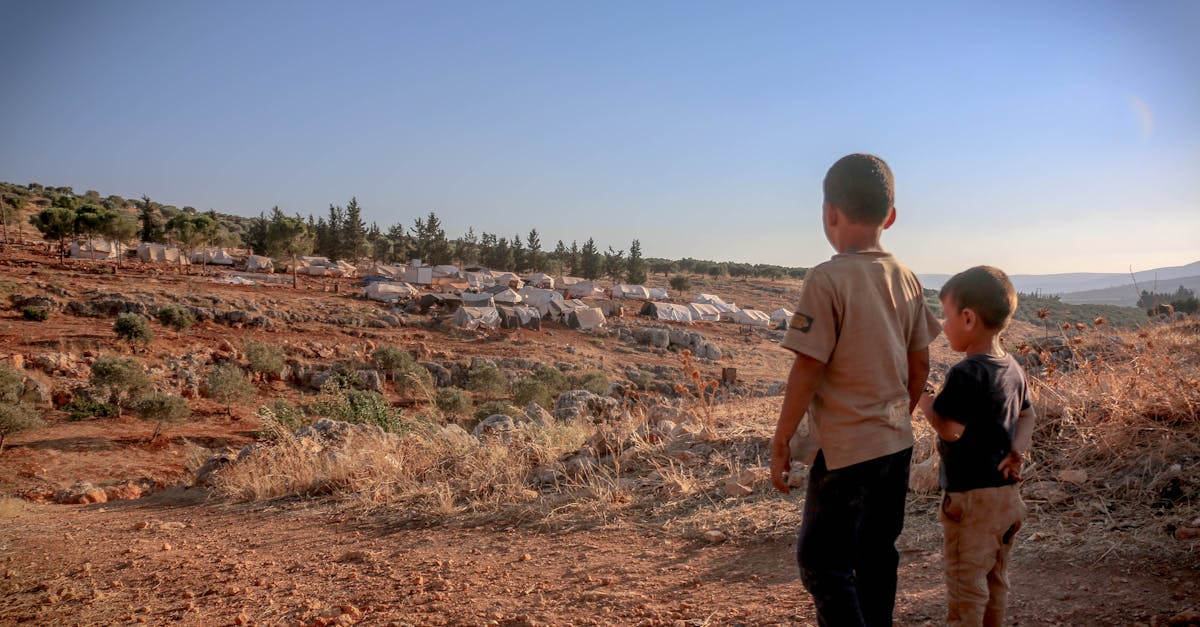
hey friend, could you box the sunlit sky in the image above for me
[1,1,1197,275]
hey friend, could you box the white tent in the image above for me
[500,304,542,330]
[330,260,357,277]
[687,302,721,322]
[647,287,669,300]
[246,255,274,272]
[566,281,603,299]
[693,293,739,314]
[549,298,591,322]
[189,248,235,265]
[612,284,651,300]
[464,271,496,288]
[566,307,606,330]
[770,308,794,326]
[558,276,585,286]
[487,287,523,305]
[69,240,118,260]
[639,301,693,323]
[518,287,564,316]
[432,264,460,278]
[732,309,773,326]
[364,282,419,302]
[301,256,331,266]
[136,243,186,264]
[493,272,524,289]
[453,306,501,330]
[461,292,497,308]
[525,273,555,289]
[364,263,401,278]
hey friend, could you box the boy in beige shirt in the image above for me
[771,153,941,626]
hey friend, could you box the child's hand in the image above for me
[997,450,1023,482]
[770,448,792,494]
[917,390,935,417]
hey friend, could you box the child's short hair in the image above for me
[823,153,894,225]
[940,266,1018,330]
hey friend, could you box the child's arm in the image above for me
[917,392,966,442]
[906,348,931,414]
[770,353,825,494]
[998,405,1037,481]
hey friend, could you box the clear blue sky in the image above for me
[2,1,1197,274]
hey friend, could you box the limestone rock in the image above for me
[473,414,515,438]
[552,389,619,423]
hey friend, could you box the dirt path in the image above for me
[3,493,1196,626]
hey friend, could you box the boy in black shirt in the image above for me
[918,266,1036,627]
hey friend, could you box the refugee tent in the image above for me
[301,256,331,266]
[189,248,235,265]
[639,301,693,323]
[770,308,794,327]
[363,263,401,278]
[548,298,591,322]
[364,281,419,302]
[453,306,501,330]
[732,309,772,326]
[461,292,496,308]
[518,287,564,316]
[558,276,584,286]
[484,286,523,305]
[565,307,606,331]
[245,255,274,273]
[525,273,555,289]
[405,266,433,285]
[582,298,624,318]
[432,265,460,278]
[493,272,524,289]
[498,305,542,330]
[136,243,186,264]
[419,293,462,313]
[692,293,739,314]
[612,284,652,300]
[687,302,722,322]
[566,280,603,299]
[464,271,496,288]
[647,287,669,300]
[330,260,357,277]
[69,240,118,260]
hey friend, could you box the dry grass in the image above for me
[0,496,27,518]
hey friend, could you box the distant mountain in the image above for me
[919,260,1200,296]
[1059,275,1200,307]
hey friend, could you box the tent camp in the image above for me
[432,265,460,278]
[453,306,501,330]
[612,284,651,300]
[364,281,419,302]
[548,298,591,322]
[498,305,542,330]
[69,240,119,260]
[461,292,497,308]
[639,301,694,323]
[518,287,564,316]
[363,263,401,278]
[692,293,738,313]
[687,302,721,322]
[419,293,462,313]
[492,272,524,289]
[464,271,496,288]
[732,309,773,326]
[770,308,794,327]
[647,287,669,300]
[136,243,186,264]
[525,273,554,289]
[566,281,603,299]
[245,255,274,272]
[565,307,606,331]
[484,287,523,305]
[582,298,624,318]
[189,249,235,265]
[558,276,584,286]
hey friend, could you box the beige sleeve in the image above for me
[780,269,837,363]
[908,293,942,351]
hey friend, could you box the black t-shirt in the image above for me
[933,353,1031,492]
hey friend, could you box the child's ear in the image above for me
[882,206,897,230]
[961,307,978,329]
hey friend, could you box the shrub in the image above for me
[513,378,553,409]
[467,366,510,399]
[435,387,472,416]
[63,395,117,421]
[205,364,254,416]
[256,399,310,439]
[88,356,151,417]
[156,304,195,332]
[473,400,520,422]
[394,363,433,399]
[114,313,153,346]
[531,364,570,395]
[244,341,285,379]
[135,394,191,442]
[669,274,692,292]
[372,345,415,374]
[311,379,403,431]
[21,306,48,322]
[0,364,42,452]
[572,370,610,396]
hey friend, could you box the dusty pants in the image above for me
[941,484,1024,627]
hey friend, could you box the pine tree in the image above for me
[553,240,567,276]
[626,239,646,285]
[579,238,600,280]
[525,229,543,272]
[511,233,526,273]
[341,197,370,261]
[569,240,581,276]
[137,195,163,243]
[603,246,625,281]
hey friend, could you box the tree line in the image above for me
[4,181,807,283]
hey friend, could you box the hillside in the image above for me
[921,260,1200,295]
[1060,275,1200,307]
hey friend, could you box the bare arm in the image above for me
[998,405,1037,480]
[906,348,930,414]
[770,353,825,494]
[916,391,966,442]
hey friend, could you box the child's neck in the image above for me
[832,227,886,254]
[964,333,1005,357]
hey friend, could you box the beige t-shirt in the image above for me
[781,251,941,470]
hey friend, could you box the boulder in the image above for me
[473,414,516,438]
[523,402,555,426]
[56,482,108,505]
[420,362,453,388]
[552,390,620,423]
[20,376,52,407]
[633,328,670,349]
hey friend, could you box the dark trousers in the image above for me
[797,447,913,627]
